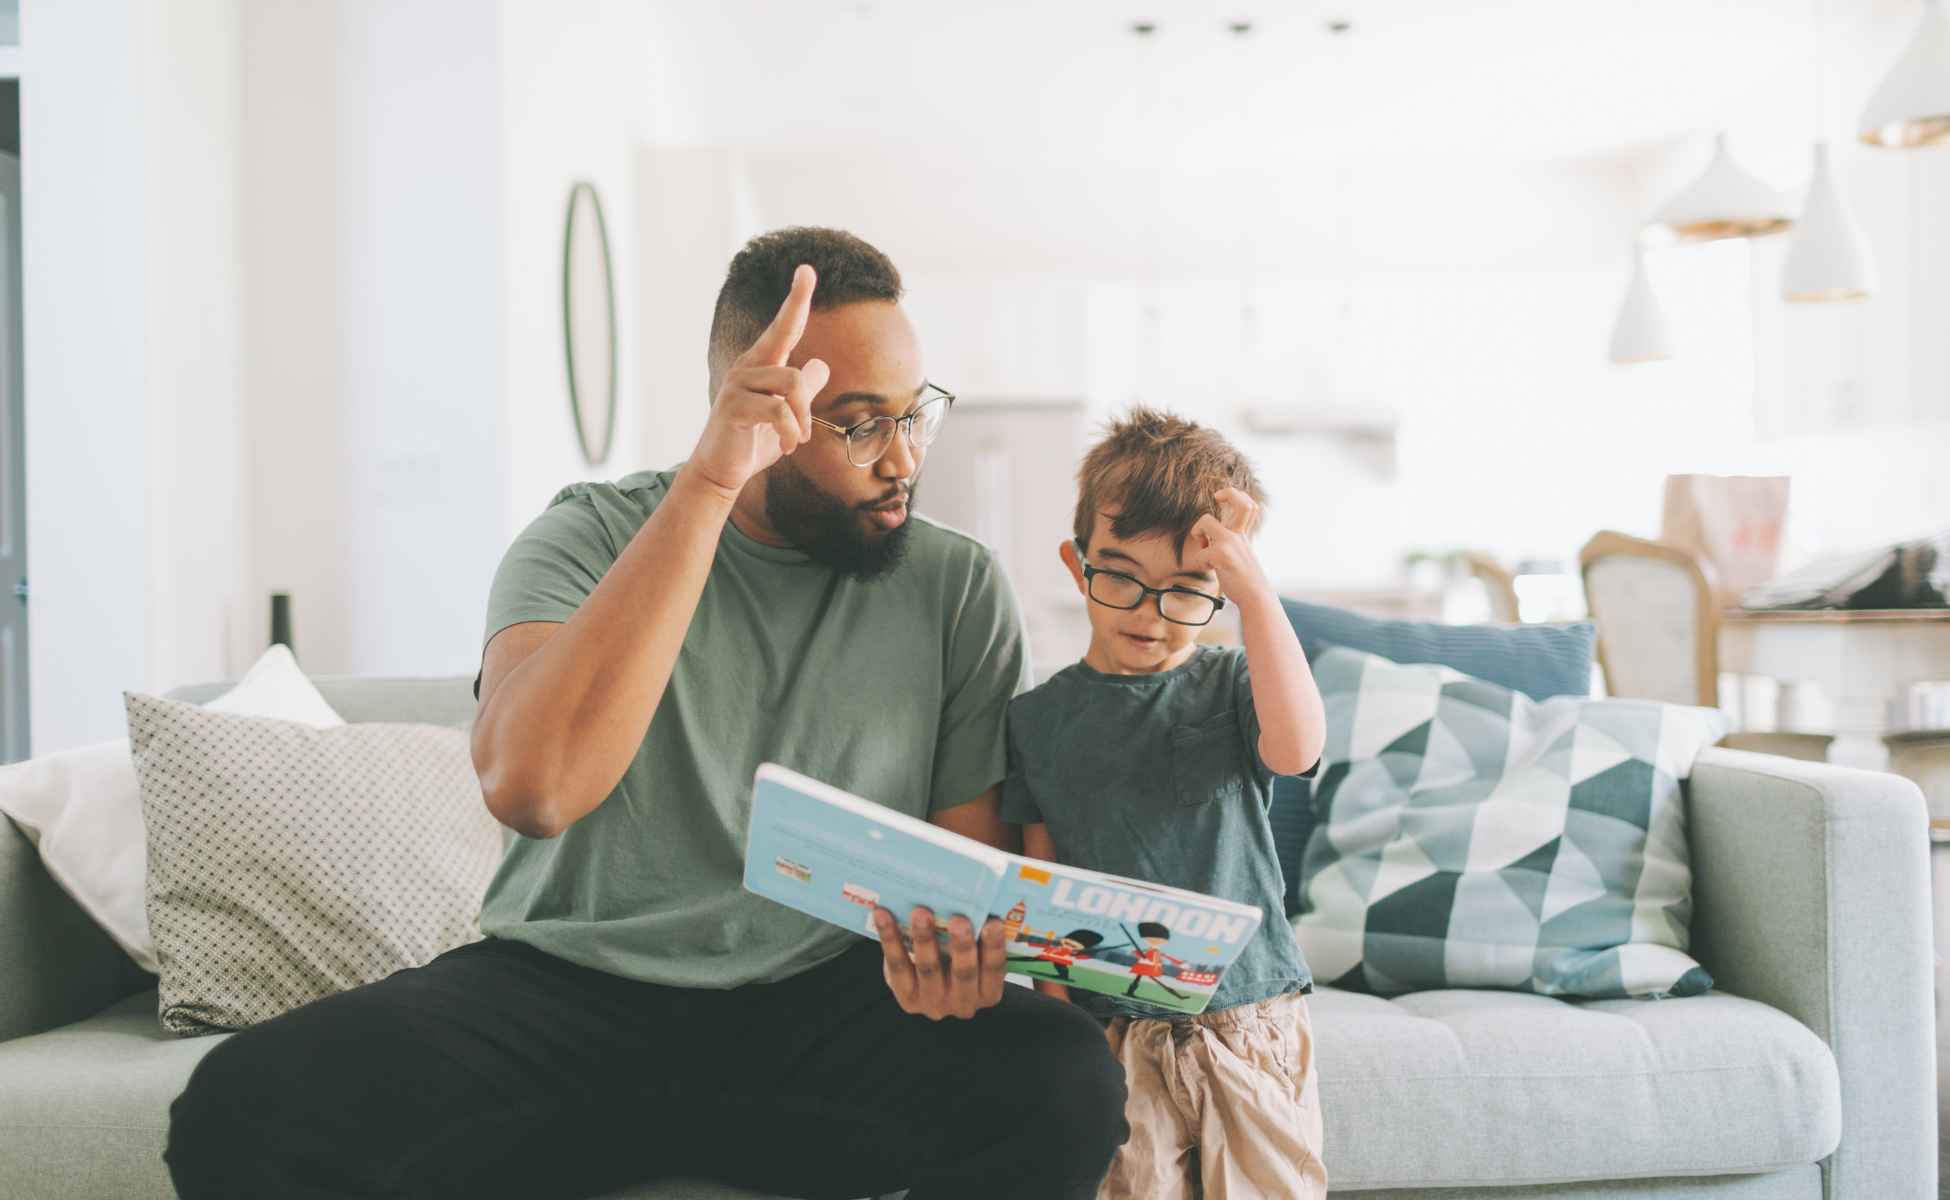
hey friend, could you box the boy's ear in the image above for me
[1058,539,1086,593]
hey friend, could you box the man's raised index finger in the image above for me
[742,263,817,368]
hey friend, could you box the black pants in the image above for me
[165,937,1128,1200]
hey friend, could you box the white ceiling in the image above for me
[649,0,1922,164]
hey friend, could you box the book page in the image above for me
[995,858,1263,1015]
[743,764,1008,941]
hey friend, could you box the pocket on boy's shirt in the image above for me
[1171,709,1249,808]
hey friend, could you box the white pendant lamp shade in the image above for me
[1860,0,1950,148]
[1651,134,1793,242]
[1609,246,1673,364]
[1782,143,1876,301]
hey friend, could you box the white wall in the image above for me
[332,1,505,677]
[499,0,695,532]
[25,0,701,749]
[148,0,248,691]
[634,146,761,469]
[23,0,249,751]
[239,0,698,683]
[241,0,504,681]
[240,0,347,674]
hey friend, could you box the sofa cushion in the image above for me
[1293,648,1723,999]
[1310,984,1841,1190]
[0,994,880,1200]
[1272,600,1596,913]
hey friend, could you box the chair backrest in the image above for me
[166,675,478,725]
[1461,551,1522,624]
[1578,531,1719,707]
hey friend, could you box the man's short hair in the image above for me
[706,227,903,396]
[1073,407,1267,558]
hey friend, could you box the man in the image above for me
[165,228,1127,1200]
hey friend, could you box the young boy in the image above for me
[1002,407,1330,1200]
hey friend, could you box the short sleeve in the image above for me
[999,702,1044,825]
[474,494,616,697]
[928,552,1033,814]
[1233,650,1319,781]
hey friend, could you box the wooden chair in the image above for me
[1460,551,1522,625]
[1578,530,1830,760]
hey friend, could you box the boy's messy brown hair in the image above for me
[1072,407,1267,558]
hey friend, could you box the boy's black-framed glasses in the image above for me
[809,382,956,468]
[1075,542,1226,627]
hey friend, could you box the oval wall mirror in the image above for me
[562,180,617,466]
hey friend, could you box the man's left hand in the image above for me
[873,907,1007,1020]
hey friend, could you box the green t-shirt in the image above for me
[474,467,1030,989]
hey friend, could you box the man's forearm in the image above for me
[473,467,737,836]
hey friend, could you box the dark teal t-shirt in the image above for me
[476,468,1030,989]
[1001,645,1315,1019]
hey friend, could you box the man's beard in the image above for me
[763,458,916,582]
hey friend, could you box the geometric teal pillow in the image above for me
[1272,599,1597,915]
[1292,647,1725,999]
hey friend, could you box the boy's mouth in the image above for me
[1120,632,1164,651]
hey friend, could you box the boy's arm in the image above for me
[931,786,1018,853]
[1189,487,1327,776]
[1235,579,1327,776]
[1021,823,1073,1003]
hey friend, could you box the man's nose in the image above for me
[878,428,920,482]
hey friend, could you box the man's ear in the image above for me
[1059,540,1087,595]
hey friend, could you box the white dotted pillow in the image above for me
[125,693,504,1035]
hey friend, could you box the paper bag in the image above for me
[1659,474,1790,607]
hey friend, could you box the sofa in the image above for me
[0,675,1937,1199]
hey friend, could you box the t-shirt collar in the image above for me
[1069,644,1214,686]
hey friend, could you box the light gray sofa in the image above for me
[0,676,1938,1199]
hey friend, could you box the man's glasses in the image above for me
[810,383,956,468]
[1076,543,1226,627]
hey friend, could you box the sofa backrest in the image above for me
[166,675,478,726]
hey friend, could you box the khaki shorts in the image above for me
[1100,992,1327,1200]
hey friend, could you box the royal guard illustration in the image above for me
[1122,921,1189,1001]
[1000,899,1027,944]
[1007,928,1102,981]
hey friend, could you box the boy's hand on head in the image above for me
[1188,487,1272,604]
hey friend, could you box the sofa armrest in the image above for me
[1688,746,1936,1200]
[0,815,152,1043]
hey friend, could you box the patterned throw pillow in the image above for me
[125,693,504,1035]
[1292,648,1725,999]
[1271,599,1597,914]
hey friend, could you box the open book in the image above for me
[742,763,1263,1015]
